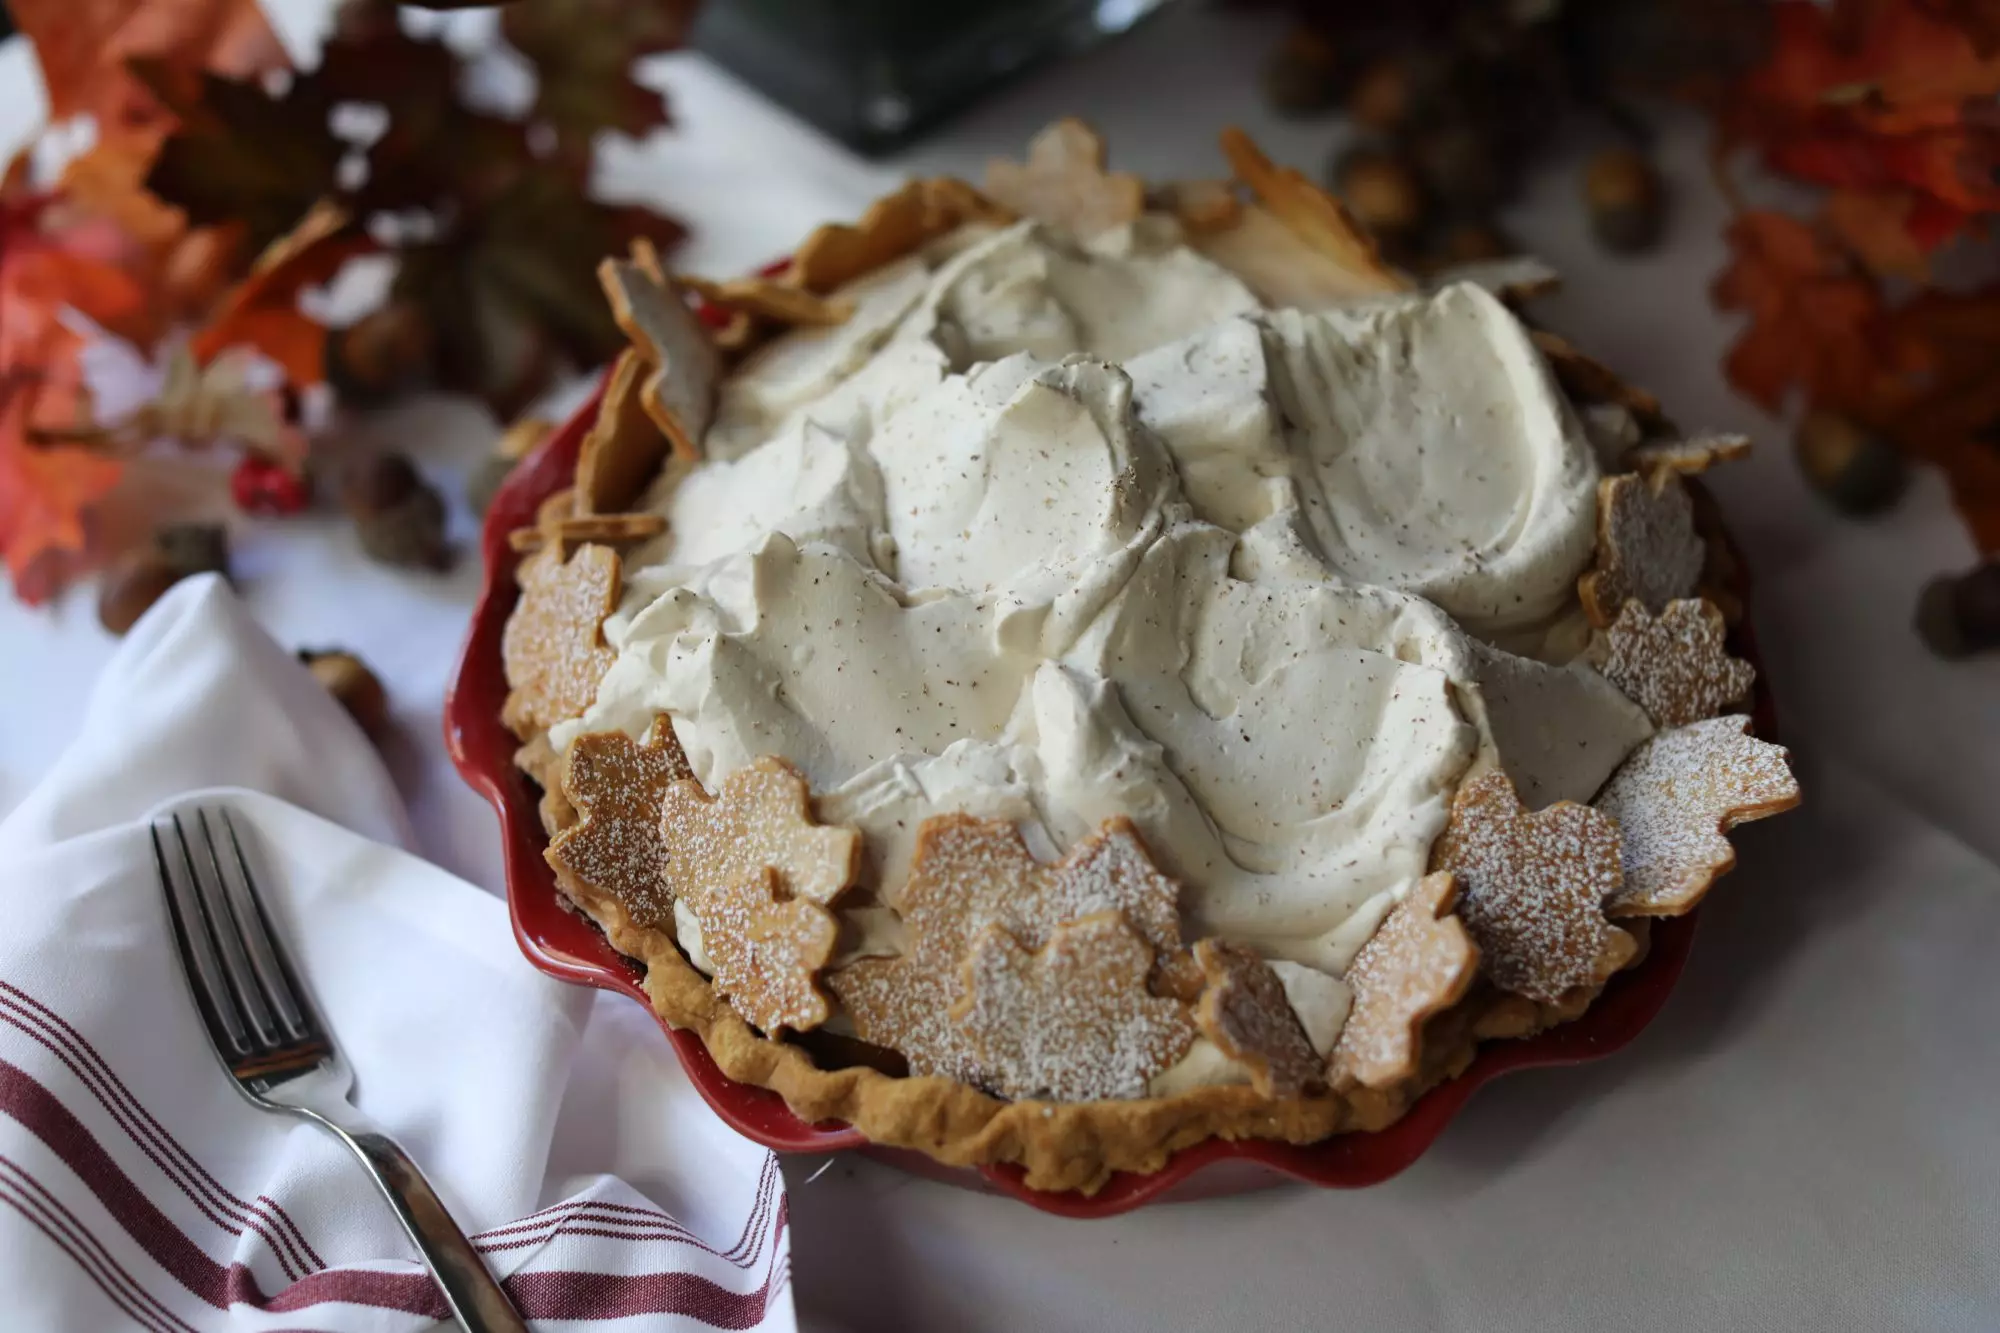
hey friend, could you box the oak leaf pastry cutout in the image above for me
[1150,179,1242,235]
[1192,939,1324,1099]
[501,543,620,739]
[658,755,861,916]
[546,718,696,930]
[1578,470,1706,627]
[701,867,843,1035]
[952,912,1197,1103]
[574,347,674,517]
[1627,432,1752,479]
[1591,598,1757,730]
[1332,872,1478,1090]
[985,118,1145,239]
[788,177,1013,295]
[1596,715,1800,917]
[1218,126,1392,284]
[829,814,1189,1085]
[1431,773,1636,1004]
[598,236,721,462]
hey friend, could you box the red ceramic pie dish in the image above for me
[445,371,1768,1219]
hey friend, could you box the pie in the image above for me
[499,121,1800,1195]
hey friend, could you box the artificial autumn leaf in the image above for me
[500,0,696,161]
[1919,0,2000,57]
[190,201,376,386]
[1825,188,1934,278]
[1712,209,1897,413]
[11,0,287,159]
[1857,286,2000,551]
[0,363,125,603]
[134,59,344,256]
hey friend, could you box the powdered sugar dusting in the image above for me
[702,867,841,1033]
[1333,871,1477,1089]
[1593,598,1756,729]
[1596,714,1799,916]
[829,815,1187,1087]
[548,720,696,929]
[501,544,620,736]
[953,913,1195,1103]
[1432,772,1634,1003]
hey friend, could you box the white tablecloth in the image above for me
[6,5,1999,1329]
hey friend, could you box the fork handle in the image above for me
[316,1117,530,1332]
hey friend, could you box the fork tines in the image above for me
[152,809,321,1068]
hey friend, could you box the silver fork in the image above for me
[151,808,528,1333]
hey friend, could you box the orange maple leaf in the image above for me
[190,201,374,386]
[1712,210,1903,414]
[0,350,125,604]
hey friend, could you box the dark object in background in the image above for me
[1585,146,1666,253]
[693,0,1174,154]
[341,452,453,571]
[298,648,392,736]
[96,523,232,635]
[0,3,13,42]
[1916,562,2000,659]
[1793,409,1909,518]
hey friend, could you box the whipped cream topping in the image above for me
[558,216,1636,1090]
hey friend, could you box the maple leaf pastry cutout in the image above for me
[1431,772,1636,1005]
[984,118,1145,239]
[1332,872,1479,1090]
[1578,470,1706,628]
[1591,598,1757,731]
[1192,938,1325,1099]
[952,912,1196,1104]
[829,814,1190,1086]
[500,543,620,739]
[1595,715,1800,917]
[545,718,695,930]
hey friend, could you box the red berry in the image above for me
[231,455,312,515]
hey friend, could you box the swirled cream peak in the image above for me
[556,214,1634,1087]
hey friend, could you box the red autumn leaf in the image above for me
[1918,0,2000,57]
[1712,210,1900,414]
[1824,188,1934,277]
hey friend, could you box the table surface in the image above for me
[6,5,2000,1331]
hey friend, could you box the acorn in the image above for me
[1407,122,1508,215]
[1435,220,1513,266]
[1347,56,1413,132]
[341,451,452,571]
[1916,561,2000,658]
[96,524,235,636]
[98,549,186,636]
[1330,144,1425,245]
[154,522,230,582]
[1793,409,1907,515]
[1260,26,1349,117]
[326,301,434,407]
[1585,147,1667,254]
[297,648,391,736]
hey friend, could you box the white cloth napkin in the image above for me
[0,576,797,1332]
